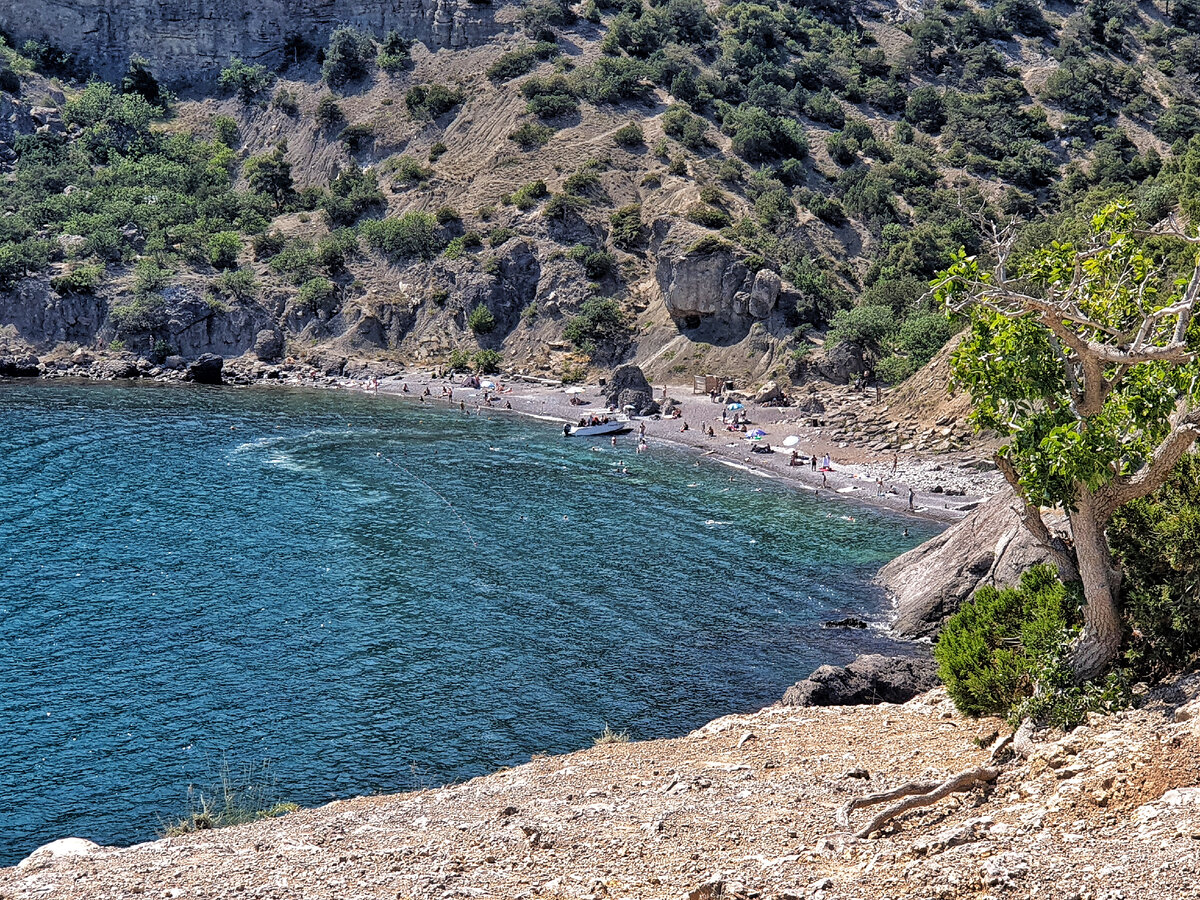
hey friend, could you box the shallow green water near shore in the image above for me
[0,380,939,865]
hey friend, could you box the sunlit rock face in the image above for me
[0,0,506,82]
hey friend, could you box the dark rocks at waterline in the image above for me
[780,654,940,707]
[604,364,653,413]
[822,617,868,630]
[0,354,41,377]
[878,491,1075,640]
[186,354,224,384]
[92,357,141,379]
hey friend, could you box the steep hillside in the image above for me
[2,0,1200,391]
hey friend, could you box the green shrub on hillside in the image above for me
[377,30,411,73]
[296,276,337,311]
[487,42,560,81]
[512,179,549,210]
[315,95,344,128]
[362,212,442,260]
[509,121,555,147]
[520,74,579,118]
[243,144,295,210]
[322,27,376,86]
[50,264,105,295]
[609,204,643,250]
[1110,454,1200,678]
[320,167,384,226]
[934,565,1077,718]
[405,84,465,119]
[206,231,242,269]
[219,57,274,102]
[563,296,627,354]
[612,123,644,146]
[467,303,497,333]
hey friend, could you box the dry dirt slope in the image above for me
[6,679,1200,899]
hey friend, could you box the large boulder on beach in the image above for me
[604,364,653,412]
[878,491,1073,639]
[186,353,224,384]
[753,380,784,404]
[253,329,284,362]
[780,654,939,707]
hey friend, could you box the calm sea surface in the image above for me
[0,381,939,865]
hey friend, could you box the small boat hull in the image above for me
[566,421,633,437]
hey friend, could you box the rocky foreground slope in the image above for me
[7,679,1200,899]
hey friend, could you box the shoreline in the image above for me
[300,370,999,525]
[5,368,1000,523]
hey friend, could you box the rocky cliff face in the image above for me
[0,0,508,82]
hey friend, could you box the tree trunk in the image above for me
[1066,490,1123,682]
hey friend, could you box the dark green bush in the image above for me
[405,84,465,119]
[50,264,105,295]
[613,123,644,146]
[219,57,274,102]
[315,95,344,128]
[322,27,376,86]
[934,565,1077,718]
[487,42,560,81]
[609,204,643,249]
[563,297,627,354]
[471,348,503,374]
[320,167,384,226]
[362,212,442,260]
[377,30,411,73]
[206,231,242,269]
[685,203,731,228]
[509,121,555,147]
[296,276,337,311]
[243,144,294,209]
[512,179,549,210]
[467,303,497,333]
[1110,453,1200,678]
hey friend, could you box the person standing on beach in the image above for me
[908,488,915,511]
[892,452,898,474]
[638,422,646,440]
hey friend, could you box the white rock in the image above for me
[18,837,101,868]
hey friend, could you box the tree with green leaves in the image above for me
[935,202,1200,681]
[243,143,294,210]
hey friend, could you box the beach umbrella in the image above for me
[565,387,585,394]
[782,435,800,447]
[480,380,496,389]
[727,402,744,410]
[749,428,767,437]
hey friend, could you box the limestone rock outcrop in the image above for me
[652,221,784,323]
[1,0,505,82]
[878,490,1073,639]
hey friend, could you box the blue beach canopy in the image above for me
[727,402,744,410]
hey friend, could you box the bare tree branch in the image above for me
[841,767,1000,839]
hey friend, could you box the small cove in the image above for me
[0,381,941,865]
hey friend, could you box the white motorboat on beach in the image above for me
[563,415,633,437]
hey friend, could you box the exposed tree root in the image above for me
[838,766,1000,838]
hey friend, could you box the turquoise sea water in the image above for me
[0,381,939,865]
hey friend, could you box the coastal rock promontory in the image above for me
[779,653,939,707]
[879,491,1073,639]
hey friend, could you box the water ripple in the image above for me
[0,381,940,864]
